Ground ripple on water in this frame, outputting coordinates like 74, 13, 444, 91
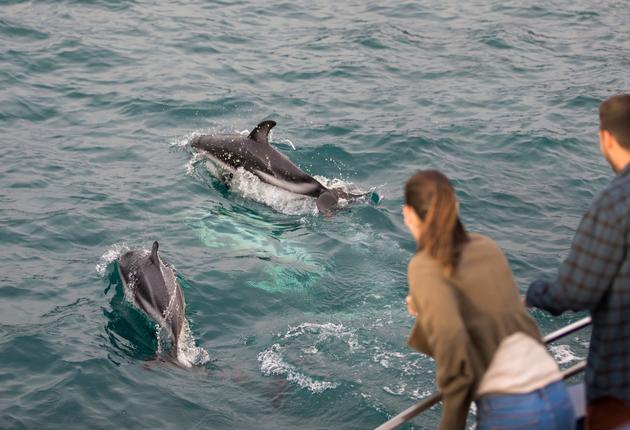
256, 316, 430, 413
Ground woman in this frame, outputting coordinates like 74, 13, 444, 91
402, 170, 574, 430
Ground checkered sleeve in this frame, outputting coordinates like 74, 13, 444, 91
526, 196, 625, 315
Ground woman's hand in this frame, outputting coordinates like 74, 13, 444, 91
405, 295, 417, 317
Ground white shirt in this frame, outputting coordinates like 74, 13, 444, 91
477, 332, 563, 396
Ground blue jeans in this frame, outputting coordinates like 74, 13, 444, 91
476, 380, 575, 430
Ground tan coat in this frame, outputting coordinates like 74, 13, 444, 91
407, 233, 541, 430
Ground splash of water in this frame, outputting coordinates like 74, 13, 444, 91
230, 167, 319, 215
258, 317, 429, 403
95, 242, 130, 277
257, 321, 365, 393
279, 138, 296, 150
282, 322, 362, 352
175, 319, 210, 367
257, 344, 339, 394
549, 344, 583, 365
171, 130, 204, 149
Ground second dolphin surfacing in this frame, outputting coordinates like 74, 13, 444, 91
191, 120, 358, 213
117, 241, 187, 364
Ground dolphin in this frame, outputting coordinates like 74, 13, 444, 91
117, 241, 185, 361
191, 120, 356, 213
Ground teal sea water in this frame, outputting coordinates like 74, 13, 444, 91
1, 1, 629, 428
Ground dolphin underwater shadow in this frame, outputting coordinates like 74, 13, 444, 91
109, 241, 207, 367
191, 120, 367, 214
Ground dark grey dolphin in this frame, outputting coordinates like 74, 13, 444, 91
191, 120, 355, 213
117, 241, 185, 360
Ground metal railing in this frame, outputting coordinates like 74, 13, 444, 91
375, 316, 592, 430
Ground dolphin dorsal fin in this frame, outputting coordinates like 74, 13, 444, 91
248, 120, 276, 144
150, 241, 160, 265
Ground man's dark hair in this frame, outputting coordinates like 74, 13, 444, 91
599, 94, 630, 149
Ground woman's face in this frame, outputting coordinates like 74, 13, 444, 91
402, 204, 423, 243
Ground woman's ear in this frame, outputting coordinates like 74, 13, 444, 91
402, 205, 414, 229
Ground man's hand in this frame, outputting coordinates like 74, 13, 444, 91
406, 295, 417, 317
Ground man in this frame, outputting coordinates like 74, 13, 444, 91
526, 93, 630, 430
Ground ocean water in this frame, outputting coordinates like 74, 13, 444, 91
1, 0, 628, 428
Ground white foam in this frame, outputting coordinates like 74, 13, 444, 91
313, 175, 364, 195
95, 242, 130, 277
549, 344, 583, 365
259, 317, 436, 406
279, 138, 296, 150
256, 321, 366, 393
257, 344, 338, 393
373, 351, 406, 369
170, 130, 204, 149
175, 319, 210, 367
150, 289, 210, 368
383, 382, 406, 396
185, 151, 206, 176
226, 168, 370, 215
282, 322, 362, 352
410, 388, 433, 400
152, 269, 210, 367
303, 346, 318, 354
230, 167, 319, 215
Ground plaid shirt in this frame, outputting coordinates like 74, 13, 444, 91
526, 162, 630, 404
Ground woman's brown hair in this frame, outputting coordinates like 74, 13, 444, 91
405, 170, 469, 275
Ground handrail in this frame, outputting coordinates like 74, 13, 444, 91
543, 316, 592, 343
374, 392, 443, 430
375, 316, 592, 430
562, 360, 587, 379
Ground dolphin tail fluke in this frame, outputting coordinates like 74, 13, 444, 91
316, 190, 338, 214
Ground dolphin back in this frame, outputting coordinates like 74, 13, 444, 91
117, 242, 185, 353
